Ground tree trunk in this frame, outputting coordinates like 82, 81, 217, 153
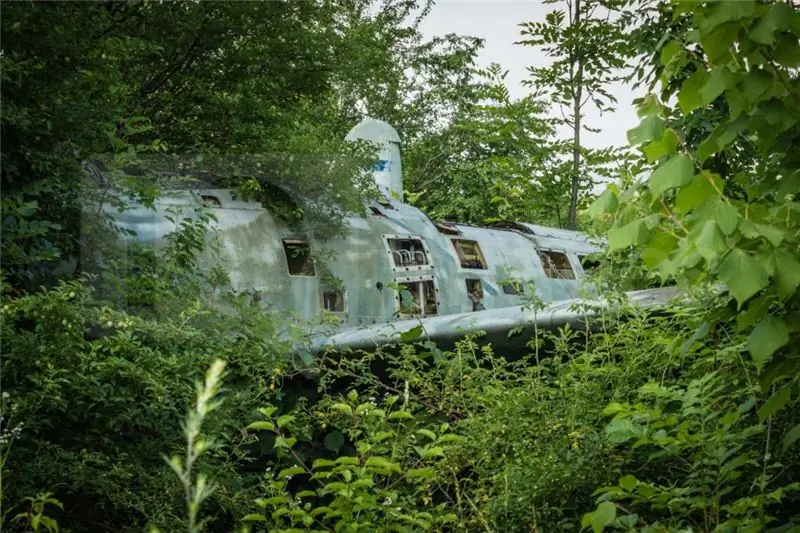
567, 0, 582, 230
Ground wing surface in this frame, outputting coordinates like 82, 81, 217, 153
309, 286, 681, 355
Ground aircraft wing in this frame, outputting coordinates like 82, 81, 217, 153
307, 286, 681, 355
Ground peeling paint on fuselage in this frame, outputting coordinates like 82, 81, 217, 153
105, 187, 603, 330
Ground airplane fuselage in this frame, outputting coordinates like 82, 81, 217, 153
107, 187, 602, 332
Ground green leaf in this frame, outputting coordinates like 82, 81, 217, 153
608, 220, 650, 251
400, 325, 423, 342
406, 468, 435, 479
750, 3, 787, 45
275, 436, 297, 449
700, 68, 730, 105
675, 172, 723, 214
641, 231, 679, 271
701, 200, 740, 236
592, 501, 617, 533
718, 249, 769, 308
643, 129, 678, 163
648, 154, 694, 198
619, 475, 638, 491
16, 201, 38, 217
737, 295, 771, 331
277, 414, 295, 429
416, 429, 437, 441
421, 446, 445, 459
659, 40, 683, 67
241, 514, 268, 522
678, 69, 708, 114
588, 188, 618, 217
324, 430, 345, 452
603, 402, 626, 416
636, 94, 663, 117
772, 249, 800, 299
278, 466, 306, 479
258, 406, 278, 418
627, 116, 665, 146
748, 316, 789, 368
312, 458, 337, 469
388, 410, 414, 420
739, 220, 785, 247
782, 423, 800, 452
693, 220, 728, 262
758, 385, 792, 421
365, 456, 401, 472
331, 403, 353, 415
247, 421, 276, 432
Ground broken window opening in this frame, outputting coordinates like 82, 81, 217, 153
387, 237, 429, 267
282, 239, 316, 276
377, 197, 396, 209
321, 288, 346, 313
452, 239, 488, 269
397, 279, 438, 316
579, 255, 601, 272
539, 250, 575, 280
465, 278, 486, 312
434, 221, 461, 236
501, 279, 524, 296
200, 195, 221, 207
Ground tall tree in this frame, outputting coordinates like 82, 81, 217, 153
403, 64, 567, 225
0, 0, 485, 289
517, 0, 629, 229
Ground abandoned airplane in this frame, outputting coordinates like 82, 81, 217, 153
97, 118, 678, 356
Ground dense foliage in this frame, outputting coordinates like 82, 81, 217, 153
2, 0, 799, 532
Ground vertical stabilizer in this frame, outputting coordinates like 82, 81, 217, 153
345, 118, 403, 200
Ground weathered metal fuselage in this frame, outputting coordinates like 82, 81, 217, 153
107, 187, 602, 332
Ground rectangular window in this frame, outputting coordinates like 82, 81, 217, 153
539, 250, 575, 280
452, 239, 488, 269
386, 237, 429, 268
501, 279, 524, 295
579, 255, 600, 272
321, 288, 346, 313
396, 279, 438, 316
282, 239, 315, 276
465, 278, 486, 311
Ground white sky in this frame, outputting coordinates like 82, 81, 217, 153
418, 0, 642, 150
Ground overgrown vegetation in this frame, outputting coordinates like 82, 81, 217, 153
2, 0, 799, 531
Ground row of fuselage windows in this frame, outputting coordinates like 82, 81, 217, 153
282, 237, 593, 280
281, 237, 598, 316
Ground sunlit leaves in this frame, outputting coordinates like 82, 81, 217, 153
628, 116, 666, 146
608, 220, 650, 251
648, 154, 694, 198
675, 172, 723, 214
588, 187, 619, 217
643, 129, 678, 163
